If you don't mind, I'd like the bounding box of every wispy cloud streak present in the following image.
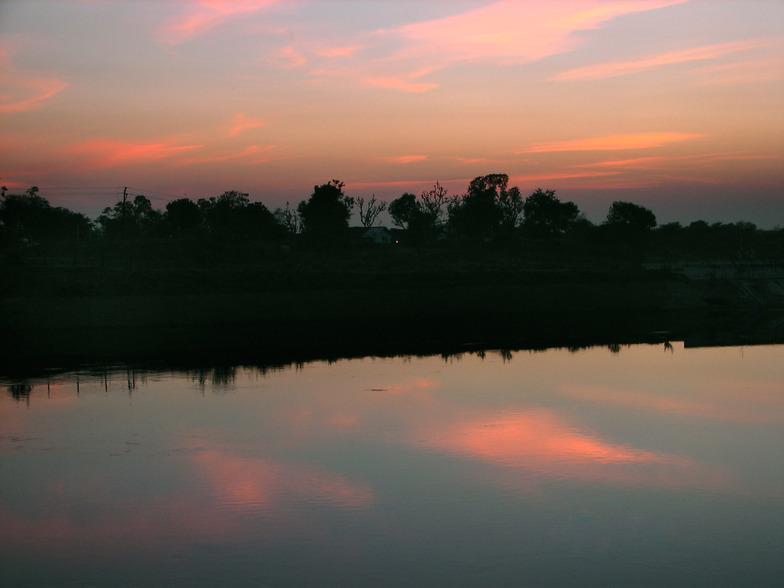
[0,49,68,114]
[519,132,704,153]
[227,113,265,137]
[368,0,686,91]
[158,0,282,44]
[69,139,203,169]
[554,38,778,81]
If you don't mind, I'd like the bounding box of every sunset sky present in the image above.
[1,0,782,226]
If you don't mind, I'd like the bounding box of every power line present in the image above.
[34,186,124,192]
[125,186,189,199]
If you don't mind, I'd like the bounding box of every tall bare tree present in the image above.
[355,194,387,228]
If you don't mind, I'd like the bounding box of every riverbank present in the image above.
[2,261,783,374]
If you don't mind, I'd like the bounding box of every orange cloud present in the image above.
[449,157,491,165]
[378,155,428,165]
[554,38,777,81]
[693,57,784,85]
[158,0,282,44]
[70,139,203,169]
[179,144,276,166]
[0,49,68,114]
[227,113,266,137]
[520,132,705,153]
[511,170,621,182]
[365,76,438,93]
[575,152,779,171]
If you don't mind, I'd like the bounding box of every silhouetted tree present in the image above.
[498,186,524,233]
[237,202,283,241]
[297,180,354,241]
[601,201,657,259]
[419,182,449,232]
[274,201,301,235]
[164,198,202,237]
[198,190,248,234]
[522,188,581,237]
[605,201,657,231]
[98,194,161,239]
[197,190,283,241]
[448,174,523,242]
[355,194,387,228]
[389,193,418,229]
[388,184,447,242]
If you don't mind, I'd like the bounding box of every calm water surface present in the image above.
[2,343,783,587]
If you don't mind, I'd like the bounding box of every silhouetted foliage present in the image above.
[297,180,354,242]
[522,188,581,237]
[3,174,783,277]
[605,201,657,231]
[0,187,92,248]
[196,190,283,242]
[164,198,202,237]
[389,193,418,230]
[598,201,657,259]
[198,190,248,234]
[448,174,523,242]
[389,184,447,242]
[98,194,162,239]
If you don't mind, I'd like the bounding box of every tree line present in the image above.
[1,175,782,262]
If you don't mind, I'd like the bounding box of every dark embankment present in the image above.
[2,249,784,375]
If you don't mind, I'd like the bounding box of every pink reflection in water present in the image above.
[559,383,784,423]
[420,409,737,492]
[190,445,375,511]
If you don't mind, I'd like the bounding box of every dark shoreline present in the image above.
[3,267,783,378]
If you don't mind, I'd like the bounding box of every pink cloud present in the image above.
[0,49,68,114]
[296,1,686,94]
[315,45,366,59]
[269,46,308,68]
[519,132,705,153]
[384,1,686,71]
[158,0,282,44]
[554,38,777,81]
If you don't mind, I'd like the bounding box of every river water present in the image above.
[2,342,783,587]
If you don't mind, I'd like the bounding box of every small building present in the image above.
[361,226,394,245]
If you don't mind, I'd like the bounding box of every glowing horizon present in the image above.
[1,0,782,226]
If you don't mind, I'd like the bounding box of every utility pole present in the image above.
[121,186,128,240]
